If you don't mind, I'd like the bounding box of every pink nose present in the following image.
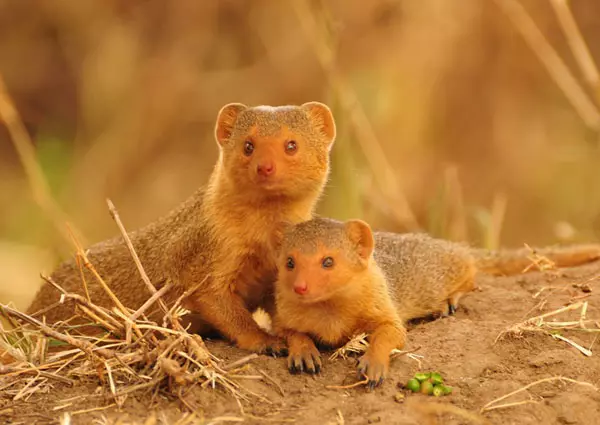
[294,281,308,295]
[257,161,275,177]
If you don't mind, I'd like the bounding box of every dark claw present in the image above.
[357,367,366,380]
[289,358,303,374]
[448,303,457,315]
[288,351,321,375]
[305,354,321,375]
[266,345,288,357]
[367,376,385,391]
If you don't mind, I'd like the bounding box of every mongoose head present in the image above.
[277,218,375,303]
[214,102,336,199]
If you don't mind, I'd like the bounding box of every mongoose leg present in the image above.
[446,290,466,316]
[357,322,406,390]
[188,290,287,355]
[180,313,217,335]
[277,329,321,374]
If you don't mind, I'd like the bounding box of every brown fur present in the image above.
[272,217,600,387]
[26,102,336,354]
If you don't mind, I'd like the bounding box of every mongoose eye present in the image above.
[286,257,295,270]
[322,257,334,269]
[285,140,297,155]
[244,140,254,156]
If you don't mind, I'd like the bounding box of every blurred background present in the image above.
[1,0,600,309]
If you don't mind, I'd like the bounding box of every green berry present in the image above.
[432,385,444,397]
[420,380,434,395]
[430,372,443,385]
[406,378,421,392]
[442,385,453,395]
[414,372,431,382]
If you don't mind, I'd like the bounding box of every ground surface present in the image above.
[2,262,600,425]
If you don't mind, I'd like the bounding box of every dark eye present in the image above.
[244,140,254,156]
[286,257,295,270]
[285,140,297,155]
[322,257,334,269]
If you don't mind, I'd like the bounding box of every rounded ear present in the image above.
[344,219,374,260]
[302,101,336,147]
[215,103,247,146]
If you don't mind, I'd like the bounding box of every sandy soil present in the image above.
[2,262,600,425]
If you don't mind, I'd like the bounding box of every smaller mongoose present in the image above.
[27,102,336,355]
[272,218,600,388]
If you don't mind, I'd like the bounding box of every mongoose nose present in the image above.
[293,281,308,295]
[256,161,275,177]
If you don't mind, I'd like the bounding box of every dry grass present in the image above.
[480,376,598,413]
[494,249,600,361]
[0,64,249,416]
[0,200,269,418]
[328,333,424,367]
[0,295,255,411]
[496,299,600,355]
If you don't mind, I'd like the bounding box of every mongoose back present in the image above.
[27,102,336,354]
[273,217,600,388]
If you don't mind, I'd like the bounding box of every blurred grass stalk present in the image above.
[549,0,600,103]
[427,165,467,243]
[0,74,83,256]
[301,0,362,220]
[493,0,600,133]
[293,0,419,231]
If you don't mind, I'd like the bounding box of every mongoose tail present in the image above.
[472,244,600,276]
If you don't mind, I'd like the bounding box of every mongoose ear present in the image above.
[344,219,374,260]
[302,101,336,147]
[215,103,248,146]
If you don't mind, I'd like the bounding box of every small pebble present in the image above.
[367,414,381,423]
[394,392,405,403]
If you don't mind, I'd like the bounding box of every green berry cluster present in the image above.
[406,372,452,396]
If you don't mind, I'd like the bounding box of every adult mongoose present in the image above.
[27,102,336,355]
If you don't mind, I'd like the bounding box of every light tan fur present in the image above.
[27,102,336,354]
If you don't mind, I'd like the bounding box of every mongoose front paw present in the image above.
[357,353,388,390]
[265,338,289,357]
[287,344,322,375]
[237,333,288,356]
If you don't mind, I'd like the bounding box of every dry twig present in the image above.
[107,198,170,317]
[481,376,598,413]
[325,377,369,390]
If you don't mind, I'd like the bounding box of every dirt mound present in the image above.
[2,262,600,425]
